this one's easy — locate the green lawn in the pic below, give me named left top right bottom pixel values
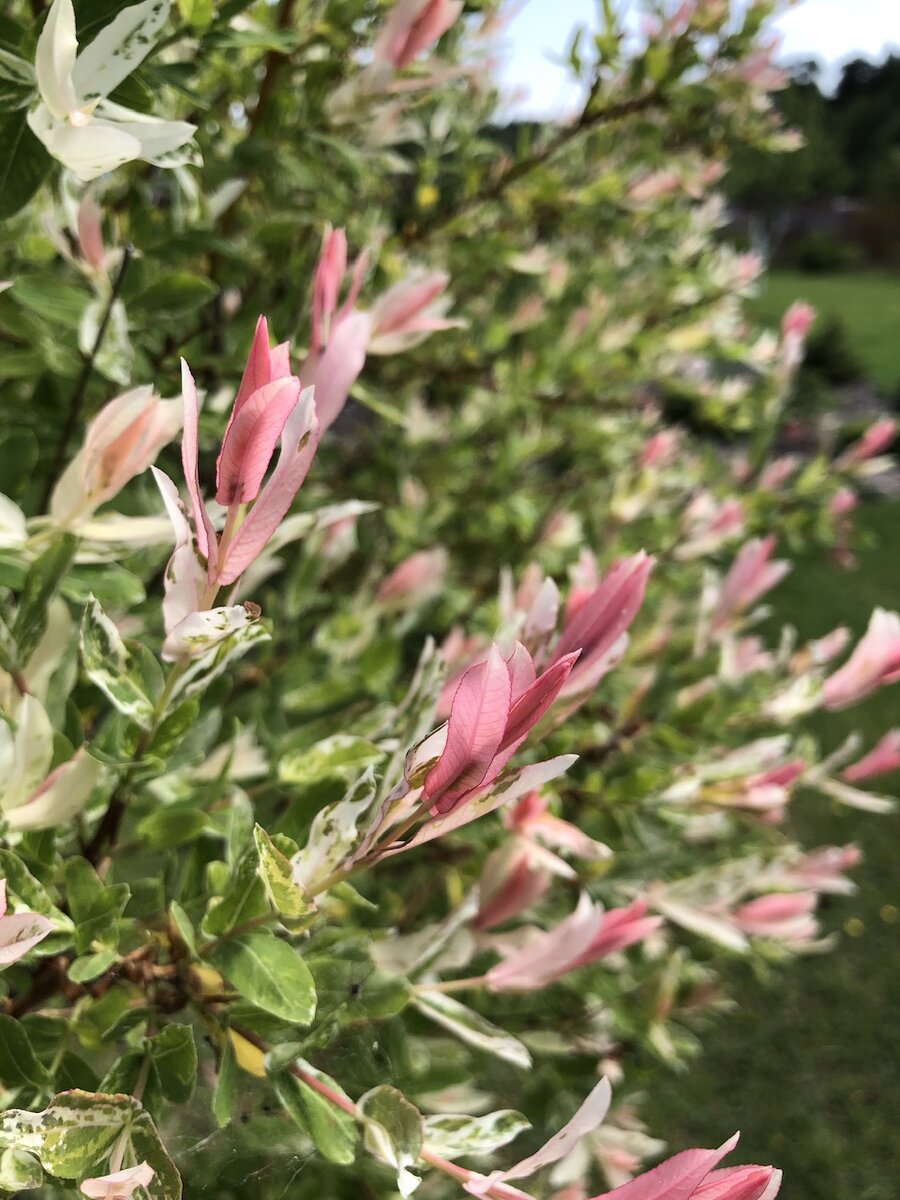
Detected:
left=646, top=501, right=900, bottom=1200
left=753, top=270, right=900, bottom=396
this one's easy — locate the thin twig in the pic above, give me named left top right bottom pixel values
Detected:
left=39, top=245, right=134, bottom=511
left=405, top=87, right=662, bottom=246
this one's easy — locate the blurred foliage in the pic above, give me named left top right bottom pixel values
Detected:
left=0, top=2, right=897, bottom=1199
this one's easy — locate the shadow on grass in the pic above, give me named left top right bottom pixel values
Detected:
left=646, top=501, right=900, bottom=1200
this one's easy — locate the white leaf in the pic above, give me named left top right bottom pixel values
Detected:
left=72, top=0, right=172, bottom=105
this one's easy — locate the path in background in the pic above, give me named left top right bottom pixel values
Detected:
left=647, top=501, right=900, bottom=1200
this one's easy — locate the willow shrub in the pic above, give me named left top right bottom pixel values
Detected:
left=0, top=1, right=897, bottom=1198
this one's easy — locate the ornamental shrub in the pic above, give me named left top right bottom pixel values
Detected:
left=0, top=2, right=896, bottom=1198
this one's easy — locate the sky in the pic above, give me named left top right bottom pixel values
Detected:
left=496, top=0, right=900, bottom=117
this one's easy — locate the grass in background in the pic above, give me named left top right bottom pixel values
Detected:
left=753, top=271, right=900, bottom=396
left=647, top=501, right=900, bottom=1200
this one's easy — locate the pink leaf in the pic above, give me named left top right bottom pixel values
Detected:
left=696, top=1165, right=781, bottom=1200
left=589, top=1136, right=740, bottom=1200
left=553, top=553, right=653, bottom=671
left=485, top=893, right=606, bottom=991
left=385, top=756, right=578, bottom=856
left=469, top=1079, right=612, bottom=1192
left=303, top=310, right=371, bottom=432
left=423, top=646, right=512, bottom=813
left=215, top=376, right=302, bottom=505
left=500, top=652, right=579, bottom=750
left=0, top=910, right=53, bottom=966
left=217, top=390, right=319, bottom=585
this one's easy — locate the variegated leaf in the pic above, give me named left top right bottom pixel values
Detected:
left=80, top=597, right=154, bottom=729
left=0, top=1091, right=180, bottom=1199
left=253, top=824, right=317, bottom=926
left=422, top=1110, right=530, bottom=1160
left=414, top=991, right=532, bottom=1069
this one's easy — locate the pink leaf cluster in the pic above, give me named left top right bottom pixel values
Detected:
left=821, top=609, right=900, bottom=710
left=711, top=538, right=789, bottom=633
left=590, top=1135, right=780, bottom=1200
left=485, top=894, right=661, bottom=991
left=411, top=643, right=580, bottom=816
left=153, top=317, right=320, bottom=659
left=302, top=227, right=460, bottom=430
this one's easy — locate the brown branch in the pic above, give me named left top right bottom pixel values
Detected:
left=248, top=0, right=299, bottom=138
left=405, top=87, right=663, bottom=246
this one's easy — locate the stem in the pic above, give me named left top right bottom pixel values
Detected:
left=414, top=975, right=487, bottom=994
left=406, top=87, right=661, bottom=246
left=4, top=957, right=65, bottom=1018
left=226, top=1022, right=521, bottom=1198
left=216, top=0, right=298, bottom=232
left=132, top=1052, right=152, bottom=1104
left=39, top=246, right=134, bottom=512
left=197, top=911, right=276, bottom=957
left=248, top=0, right=298, bottom=137
left=83, top=658, right=189, bottom=866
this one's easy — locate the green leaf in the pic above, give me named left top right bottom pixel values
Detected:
left=290, top=770, right=377, bottom=893
left=80, top=597, right=155, bottom=730
left=113, top=1106, right=183, bottom=1200
left=168, top=901, right=197, bottom=957
left=209, top=933, right=317, bottom=1025
left=0, top=1148, right=42, bottom=1192
left=414, top=991, right=532, bottom=1069
left=210, top=24, right=300, bottom=51
left=307, top=954, right=410, bottom=1024
left=12, top=535, right=77, bottom=666
left=279, top=735, right=383, bottom=787
left=359, top=1085, right=423, bottom=1197
left=201, top=853, right=267, bottom=938
left=253, top=824, right=316, bottom=926
left=0, top=850, right=64, bottom=920
left=0, top=48, right=35, bottom=110
left=134, top=272, right=217, bottom=315
left=176, top=0, right=213, bottom=29
left=9, top=277, right=88, bottom=330
left=98, top=1051, right=144, bottom=1096
left=145, top=1025, right=197, bottom=1103
left=64, top=858, right=130, bottom=954
left=0, top=1015, right=50, bottom=1090
left=0, top=1092, right=181, bottom=1198
left=211, top=1038, right=238, bottom=1128
left=0, top=429, right=39, bottom=502
left=0, top=110, right=52, bottom=221
left=63, top=563, right=146, bottom=609
left=136, top=806, right=208, bottom=850
left=273, top=1070, right=358, bottom=1165
left=422, top=1110, right=531, bottom=1159
left=68, top=949, right=118, bottom=983
left=0, top=1091, right=176, bottom=1191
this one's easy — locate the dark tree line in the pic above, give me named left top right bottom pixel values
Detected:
left=727, top=55, right=900, bottom=206
left=725, top=56, right=900, bottom=268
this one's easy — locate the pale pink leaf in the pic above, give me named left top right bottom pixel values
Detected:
left=385, top=757, right=578, bottom=856
left=0, top=910, right=54, bottom=966
left=303, top=310, right=371, bottom=431
left=180, top=359, right=217, bottom=572
left=485, top=893, right=606, bottom=991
